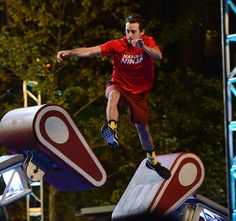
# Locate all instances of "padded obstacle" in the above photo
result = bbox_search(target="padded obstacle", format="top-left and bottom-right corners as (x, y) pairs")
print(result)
(112, 152), (205, 220)
(0, 104), (107, 191)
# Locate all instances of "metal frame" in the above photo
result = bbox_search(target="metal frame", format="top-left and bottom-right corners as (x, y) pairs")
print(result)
(0, 155), (32, 207)
(183, 203), (228, 221)
(26, 181), (44, 221)
(179, 194), (228, 221)
(23, 81), (41, 108)
(23, 81), (44, 221)
(221, 0), (236, 220)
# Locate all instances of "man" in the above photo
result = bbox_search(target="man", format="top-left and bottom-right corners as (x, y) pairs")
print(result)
(57, 14), (171, 180)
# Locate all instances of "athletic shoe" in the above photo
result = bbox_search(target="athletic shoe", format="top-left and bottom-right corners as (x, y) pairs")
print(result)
(146, 160), (171, 180)
(101, 124), (119, 149)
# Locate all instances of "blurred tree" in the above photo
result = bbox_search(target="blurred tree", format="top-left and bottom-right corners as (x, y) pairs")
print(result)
(0, 0), (226, 220)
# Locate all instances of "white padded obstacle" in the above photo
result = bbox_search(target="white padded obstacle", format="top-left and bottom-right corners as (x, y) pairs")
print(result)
(112, 152), (205, 220)
(0, 104), (107, 191)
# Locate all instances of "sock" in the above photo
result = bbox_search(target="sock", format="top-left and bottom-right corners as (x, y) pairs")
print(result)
(147, 150), (158, 166)
(108, 119), (117, 130)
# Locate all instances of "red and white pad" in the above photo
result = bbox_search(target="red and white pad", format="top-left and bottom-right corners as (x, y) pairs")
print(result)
(112, 152), (204, 219)
(0, 104), (107, 191)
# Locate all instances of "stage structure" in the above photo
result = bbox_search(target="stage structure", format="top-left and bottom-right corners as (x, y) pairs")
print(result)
(0, 103), (229, 221)
(0, 154), (31, 207)
(0, 83), (108, 221)
(23, 81), (41, 108)
(0, 104), (107, 190)
(0, 95), (107, 220)
(221, 0), (236, 220)
(23, 80), (43, 221)
(112, 153), (228, 221)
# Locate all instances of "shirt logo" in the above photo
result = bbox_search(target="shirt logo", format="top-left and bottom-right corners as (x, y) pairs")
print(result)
(121, 54), (143, 64)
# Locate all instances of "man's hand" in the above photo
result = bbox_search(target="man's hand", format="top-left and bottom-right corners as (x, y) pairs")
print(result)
(131, 38), (144, 48)
(135, 39), (145, 48)
(56, 50), (71, 63)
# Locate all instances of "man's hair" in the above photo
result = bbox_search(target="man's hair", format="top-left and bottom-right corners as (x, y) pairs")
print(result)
(125, 14), (145, 31)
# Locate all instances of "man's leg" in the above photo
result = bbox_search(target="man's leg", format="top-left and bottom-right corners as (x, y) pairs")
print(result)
(106, 89), (120, 122)
(135, 124), (154, 151)
(135, 123), (171, 180)
(101, 89), (120, 149)
(135, 123), (157, 165)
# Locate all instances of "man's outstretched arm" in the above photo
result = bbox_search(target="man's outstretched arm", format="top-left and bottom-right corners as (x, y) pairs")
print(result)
(56, 46), (101, 63)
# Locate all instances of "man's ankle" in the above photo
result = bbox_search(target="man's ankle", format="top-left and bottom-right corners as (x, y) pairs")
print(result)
(108, 119), (117, 130)
(146, 150), (158, 166)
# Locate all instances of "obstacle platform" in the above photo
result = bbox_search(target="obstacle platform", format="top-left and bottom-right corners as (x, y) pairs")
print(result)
(112, 152), (205, 220)
(0, 104), (107, 191)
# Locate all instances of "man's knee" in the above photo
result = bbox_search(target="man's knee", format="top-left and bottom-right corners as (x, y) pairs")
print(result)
(107, 90), (120, 102)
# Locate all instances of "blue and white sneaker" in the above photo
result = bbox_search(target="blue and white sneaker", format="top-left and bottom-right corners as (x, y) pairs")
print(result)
(101, 124), (119, 150)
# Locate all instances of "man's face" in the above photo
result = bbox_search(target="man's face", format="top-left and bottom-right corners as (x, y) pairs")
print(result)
(125, 22), (144, 44)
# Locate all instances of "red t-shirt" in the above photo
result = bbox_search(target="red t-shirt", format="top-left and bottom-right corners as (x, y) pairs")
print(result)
(100, 35), (159, 94)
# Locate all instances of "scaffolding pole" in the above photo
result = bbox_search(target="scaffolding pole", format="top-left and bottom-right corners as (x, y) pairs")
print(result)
(22, 80), (44, 221)
(221, 0), (236, 220)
